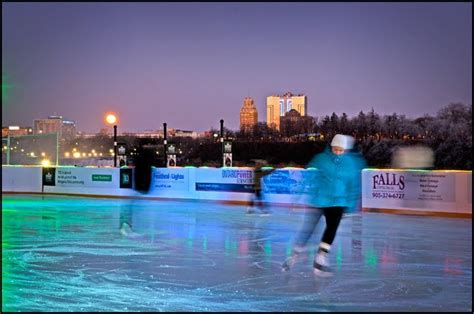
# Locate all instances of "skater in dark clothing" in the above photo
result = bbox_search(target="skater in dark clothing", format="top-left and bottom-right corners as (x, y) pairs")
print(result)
(246, 159), (276, 216)
(281, 134), (365, 276)
(119, 143), (158, 236)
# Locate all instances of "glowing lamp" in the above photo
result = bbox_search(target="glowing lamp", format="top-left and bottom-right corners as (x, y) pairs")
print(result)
(105, 114), (117, 125)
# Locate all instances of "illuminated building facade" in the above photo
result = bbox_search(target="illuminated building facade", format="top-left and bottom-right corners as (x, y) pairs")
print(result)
(266, 92), (307, 130)
(239, 97), (258, 133)
(33, 115), (77, 140)
(2, 126), (33, 138)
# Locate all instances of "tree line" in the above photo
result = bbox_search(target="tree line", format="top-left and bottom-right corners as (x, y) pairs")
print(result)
(67, 103), (472, 170)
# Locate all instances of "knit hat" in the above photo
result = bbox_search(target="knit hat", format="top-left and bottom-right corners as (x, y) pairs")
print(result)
(331, 134), (354, 150)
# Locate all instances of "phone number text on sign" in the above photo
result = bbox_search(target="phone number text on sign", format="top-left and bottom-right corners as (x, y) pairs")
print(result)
(372, 192), (405, 199)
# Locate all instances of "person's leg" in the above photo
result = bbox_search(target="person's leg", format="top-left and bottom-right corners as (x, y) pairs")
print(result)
(282, 207), (322, 271)
(295, 207), (323, 247)
(320, 207), (344, 246)
(246, 190), (258, 214)
(255, 189), (271, 215)
(314, 207), (344, 275)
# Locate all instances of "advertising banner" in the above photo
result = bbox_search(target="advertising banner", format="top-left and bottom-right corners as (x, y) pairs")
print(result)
(42, 167), (56, 186)
(167, 155), (177, 167)
(222, 141), (232, 167)
(263, 169), (314, 194)
(195, 168), (254, 193)
(151, 168), (189, 191)
(117, 143), (126, 156)
(364, 170), (455, 202)
(120, 168), (133, 189)
(223, 153), (232, 167)
(55, 167), (118, 188)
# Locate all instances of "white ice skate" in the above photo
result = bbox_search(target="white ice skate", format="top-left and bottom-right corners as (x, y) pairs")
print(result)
(313, 251), (333, 277)
(120, 223), (141, 239)
(281, 246), (305, 272)
(281, 254), (298, 272)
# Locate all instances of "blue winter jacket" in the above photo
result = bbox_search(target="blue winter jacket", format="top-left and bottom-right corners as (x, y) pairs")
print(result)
(306, 146), (366, 212)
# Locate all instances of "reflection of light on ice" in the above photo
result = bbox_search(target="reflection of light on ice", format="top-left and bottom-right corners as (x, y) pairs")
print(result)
(2, 194), (472, 312)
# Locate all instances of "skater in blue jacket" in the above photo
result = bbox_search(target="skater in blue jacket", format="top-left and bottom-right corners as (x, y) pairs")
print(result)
(282, 134), (366, 276)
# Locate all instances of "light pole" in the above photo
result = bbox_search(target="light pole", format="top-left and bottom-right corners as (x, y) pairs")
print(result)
(163, 122), (167, 167)
(105, 113), (118, 167)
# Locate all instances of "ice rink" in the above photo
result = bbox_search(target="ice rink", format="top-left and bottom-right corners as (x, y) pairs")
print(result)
(2, 194), (472, 312)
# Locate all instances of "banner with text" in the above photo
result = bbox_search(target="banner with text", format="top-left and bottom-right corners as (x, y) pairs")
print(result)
(195, 168), (254, 193)
(54, 167), (118, 188)
(150, 168), (189, 191)
(363, 170), (456, 203)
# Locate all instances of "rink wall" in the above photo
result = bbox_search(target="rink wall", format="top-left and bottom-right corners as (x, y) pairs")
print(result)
(2, 165), (471, 217)
(361, 169), (472, 218)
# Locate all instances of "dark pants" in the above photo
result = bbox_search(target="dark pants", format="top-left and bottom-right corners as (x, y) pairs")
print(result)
(295, 206), (344, 248)
(250, 189), (262, 206)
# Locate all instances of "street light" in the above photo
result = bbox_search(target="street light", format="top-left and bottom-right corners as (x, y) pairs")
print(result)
(105, 113), (118, 167)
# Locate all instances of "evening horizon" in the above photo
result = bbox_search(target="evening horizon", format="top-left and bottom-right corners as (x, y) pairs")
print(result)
(2, 2), (472, 133)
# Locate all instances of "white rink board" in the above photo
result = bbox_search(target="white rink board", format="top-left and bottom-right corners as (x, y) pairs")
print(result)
(2, 166), (43, 192)
(3, 166), (471, 215)
(362, 169), (472, 214)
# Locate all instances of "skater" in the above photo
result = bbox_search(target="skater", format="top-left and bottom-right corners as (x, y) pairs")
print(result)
(343, 139), (367, 217)
(246, 159), (276, 216)
(120, 142), (158, 237)
(281, 134), (365, 276)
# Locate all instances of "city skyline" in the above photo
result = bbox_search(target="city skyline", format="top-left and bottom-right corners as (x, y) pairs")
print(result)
(2, 3), (472, 133)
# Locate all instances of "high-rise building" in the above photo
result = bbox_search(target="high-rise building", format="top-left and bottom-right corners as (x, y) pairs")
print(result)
(2, 126), (33, 138)
(266, 92), (307, 130)
(239, 97), (258, 133)
(33, 115), (77, 140)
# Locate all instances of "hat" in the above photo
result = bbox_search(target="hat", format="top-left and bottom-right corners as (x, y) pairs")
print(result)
(331, 134), (353, 150)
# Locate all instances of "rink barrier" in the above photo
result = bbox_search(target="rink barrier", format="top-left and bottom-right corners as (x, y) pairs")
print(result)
(361, 169), (471, 218)
(2, 165), (471, 218)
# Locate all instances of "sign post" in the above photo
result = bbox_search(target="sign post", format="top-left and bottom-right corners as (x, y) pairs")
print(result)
(223, 140), (232, 167)
(166, 143), (177, 167)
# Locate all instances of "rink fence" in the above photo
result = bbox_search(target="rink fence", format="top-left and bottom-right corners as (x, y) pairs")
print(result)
(2, 165), (471, 218)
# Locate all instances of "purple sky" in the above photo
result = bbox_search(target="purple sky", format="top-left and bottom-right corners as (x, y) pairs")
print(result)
(2, 3), (472, 133)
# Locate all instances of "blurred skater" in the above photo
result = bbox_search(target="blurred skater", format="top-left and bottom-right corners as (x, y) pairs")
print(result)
(119, 143), (158, 237)
(246, 159), (276, 216)
(391, 145), (434, 170)
(281, 134), (366, 276)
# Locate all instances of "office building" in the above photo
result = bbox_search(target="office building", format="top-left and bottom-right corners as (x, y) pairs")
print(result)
(239, 97), (258, 133)
(266, 92), (307, 130)
(33, 115), (77, 140)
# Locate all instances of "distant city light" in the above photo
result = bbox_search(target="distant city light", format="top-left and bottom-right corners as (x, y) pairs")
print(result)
(41, 152), (46, 157)
(8, 126), (20, 130)
(41, 159), (50, 166)
(64, 152), (70, 157)
(73, 152), (81, 158)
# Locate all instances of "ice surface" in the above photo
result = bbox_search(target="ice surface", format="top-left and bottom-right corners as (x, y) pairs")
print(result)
(2, 194), (472, 312)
